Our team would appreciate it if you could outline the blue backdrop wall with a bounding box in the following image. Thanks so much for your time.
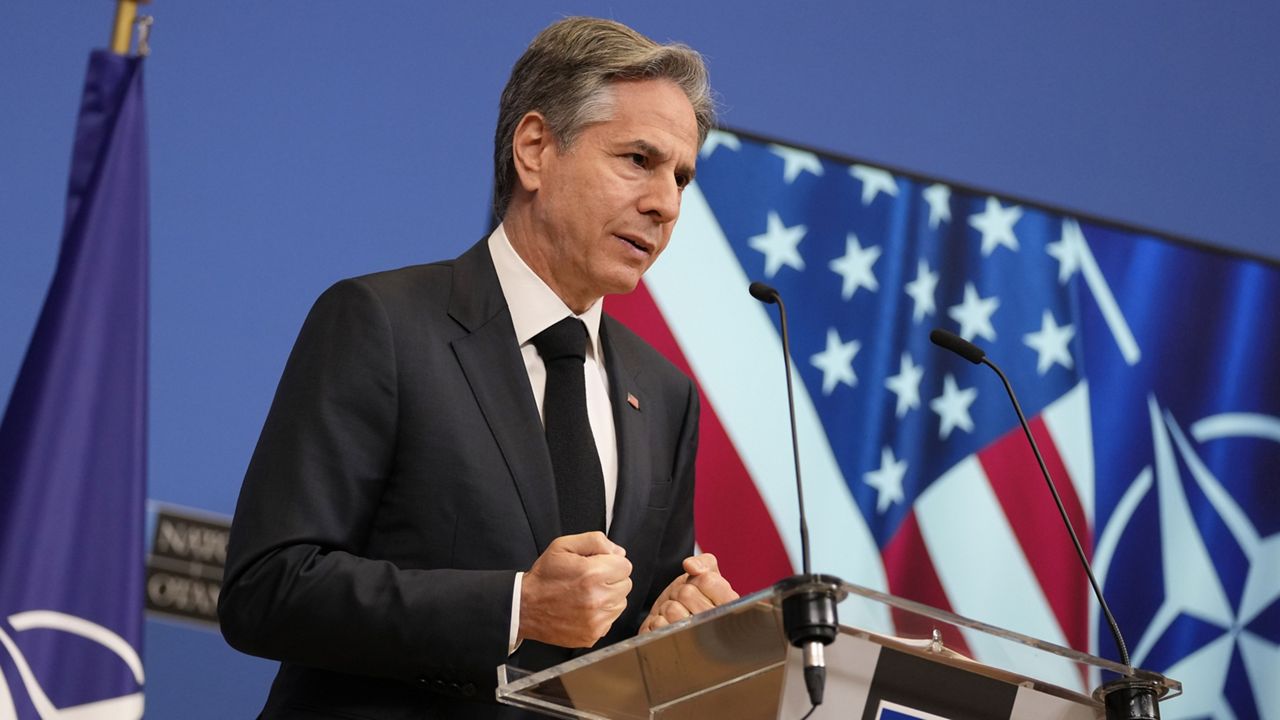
[1,2,1277,716]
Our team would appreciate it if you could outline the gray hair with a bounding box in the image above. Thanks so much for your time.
[492,17,715,219]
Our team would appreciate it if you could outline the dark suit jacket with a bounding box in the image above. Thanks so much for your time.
[218,239,699,719]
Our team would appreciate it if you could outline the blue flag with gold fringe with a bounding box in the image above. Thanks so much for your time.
[0,49,147,718]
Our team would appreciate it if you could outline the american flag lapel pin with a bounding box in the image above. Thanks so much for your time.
[626,392,640,410]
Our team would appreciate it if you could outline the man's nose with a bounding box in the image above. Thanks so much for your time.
[640,175,681,223]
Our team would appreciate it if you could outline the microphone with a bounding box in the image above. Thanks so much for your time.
[927,328,985,364]
[927,329,1131,666]
[748,281,837,711]
[928,329,1166,719]
[749,283,810,573]
[748,281,777,305]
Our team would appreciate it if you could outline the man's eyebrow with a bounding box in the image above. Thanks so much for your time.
[626,139,666,159]
[626,139,696,182]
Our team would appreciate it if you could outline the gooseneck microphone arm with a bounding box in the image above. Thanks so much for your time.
[749,282,837,714]
[928,328,1131,668]
[749,281,811,575]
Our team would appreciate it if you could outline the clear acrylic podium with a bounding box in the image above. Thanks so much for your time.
[496,578,1179,719]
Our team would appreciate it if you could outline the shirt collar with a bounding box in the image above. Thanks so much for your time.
[488,224,604,359]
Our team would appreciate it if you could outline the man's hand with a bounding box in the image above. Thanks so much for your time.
[519,532,633,648]
[639,553,739,633]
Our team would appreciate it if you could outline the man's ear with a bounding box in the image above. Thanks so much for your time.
[512,111,553,194]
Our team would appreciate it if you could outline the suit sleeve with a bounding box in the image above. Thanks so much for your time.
[218,278,512,693]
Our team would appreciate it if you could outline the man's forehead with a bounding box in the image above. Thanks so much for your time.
[598,81,698,151]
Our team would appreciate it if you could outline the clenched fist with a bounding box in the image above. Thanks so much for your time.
[519,532,633,648]
[639,553,739,633]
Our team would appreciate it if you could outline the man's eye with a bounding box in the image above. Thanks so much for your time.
[675,174,690,189]
[629,153,648,167]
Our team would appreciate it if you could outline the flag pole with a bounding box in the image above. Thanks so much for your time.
[110,0,151,55]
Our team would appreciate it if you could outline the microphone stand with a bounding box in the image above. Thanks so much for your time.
[929,329,1166,720]
[740,291,1171,719]
[748,282,841,712]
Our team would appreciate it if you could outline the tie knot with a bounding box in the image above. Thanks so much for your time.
[531,317,588,363]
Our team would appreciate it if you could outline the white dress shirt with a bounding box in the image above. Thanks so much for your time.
[486,224,618,653]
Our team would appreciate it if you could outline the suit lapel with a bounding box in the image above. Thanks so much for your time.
[601,318,651,549]
[448,240,560,552]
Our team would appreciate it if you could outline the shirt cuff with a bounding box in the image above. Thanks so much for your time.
[509,571,523,655]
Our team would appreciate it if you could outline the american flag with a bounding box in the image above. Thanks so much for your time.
[607,130,1280,719]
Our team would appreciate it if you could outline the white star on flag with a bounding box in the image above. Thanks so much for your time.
[947,282,1000,342]
[864,446,908,513]
[849,164,900,206]
[748,211,807,278]
[1046,218,1086,284]
[904,259,939,323]
[930,373,978,440]
[700,129,741,159]
[1024,310,1076,374]
[768,144,824,183]
[829,234,881,300]
[885,352,924,418]
[810,327,860,395]
[969,196,1023,256]
[923,183,952,229]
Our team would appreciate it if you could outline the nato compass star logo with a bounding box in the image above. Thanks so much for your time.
[1096,398,1280,719]
[0,610,144,718]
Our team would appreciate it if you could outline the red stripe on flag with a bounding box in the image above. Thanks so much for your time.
[978,416,1091,654]
[882,510,973,658]
[606,283,794,593]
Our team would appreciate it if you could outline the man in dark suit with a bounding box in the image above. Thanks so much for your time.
[219,16,738,719]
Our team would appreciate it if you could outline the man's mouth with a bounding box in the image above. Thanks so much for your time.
[616,234,652,254]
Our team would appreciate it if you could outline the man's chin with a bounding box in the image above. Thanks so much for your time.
[592,264,650,298]
[604,274,645,298]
